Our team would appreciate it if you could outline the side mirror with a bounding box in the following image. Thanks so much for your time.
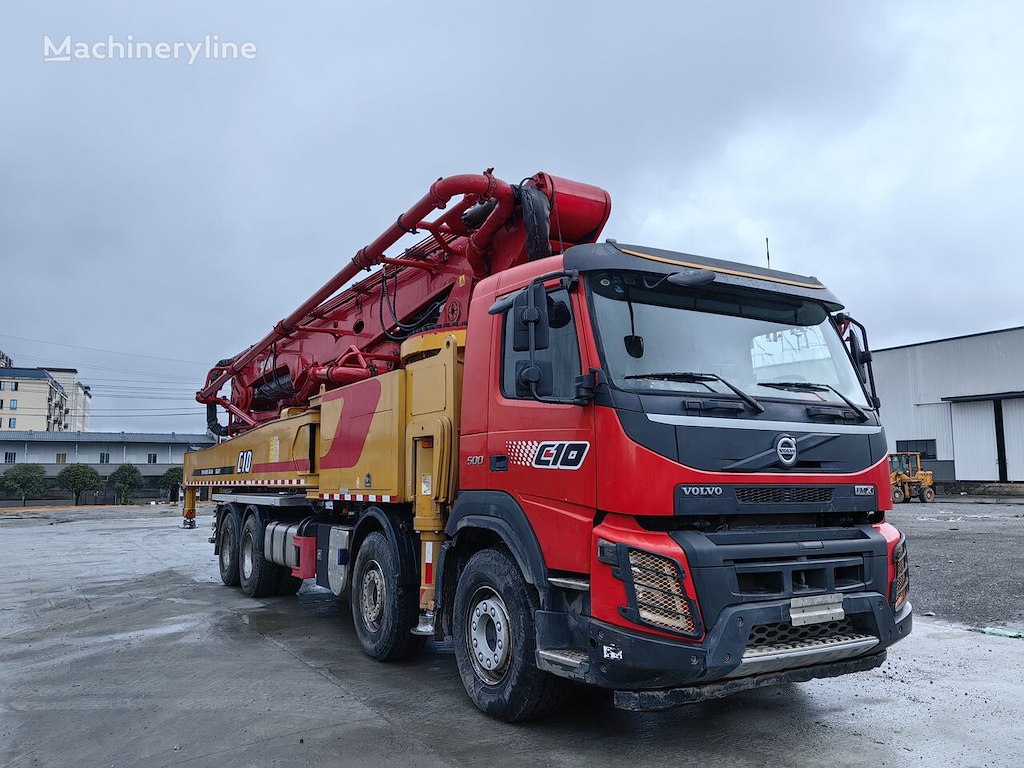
[512,283,550,352]
[515,359,553,398]
[572,370,599,403]
[488,290,520,316]
[548,296,572,329]
[848,332,868,384]
[624,335,644,358]
[642,269,717,289]
[666,269,716,287]
[840,313,882,411]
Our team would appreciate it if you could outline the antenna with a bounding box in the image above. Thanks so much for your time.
[765,237,771,269]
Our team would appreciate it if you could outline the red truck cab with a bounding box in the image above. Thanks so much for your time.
[442,239,910,714]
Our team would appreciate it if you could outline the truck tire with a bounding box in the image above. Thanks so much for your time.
[239,514,280,598]
[218,511,241,587]
[452,547,570,722]
[350,531,425,661]
[892,487,905,504]
[919,486,936,503]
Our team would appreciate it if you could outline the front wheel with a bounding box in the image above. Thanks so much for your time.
[452,548,569,722]
[892,486,905,504]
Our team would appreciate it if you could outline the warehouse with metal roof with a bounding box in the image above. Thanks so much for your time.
[873,326,1024,484]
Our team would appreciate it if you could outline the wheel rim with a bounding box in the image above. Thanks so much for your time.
[360,559,386,633]
[241,532,254,580]
[220,525,234,572]
[467,587,512,685]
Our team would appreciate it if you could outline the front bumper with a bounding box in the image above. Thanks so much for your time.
[614,651,888,711]
[573,593,911,697]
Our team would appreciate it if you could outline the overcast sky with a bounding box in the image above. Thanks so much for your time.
[2,1,1022,433]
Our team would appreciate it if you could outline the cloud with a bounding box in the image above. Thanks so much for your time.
[1,0,1020,430]
[630,2,1024,346]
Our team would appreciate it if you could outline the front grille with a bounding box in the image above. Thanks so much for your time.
[627,549,698,635]
[891,538,910,610]
[745,618,861,654]
[736,487,833,505]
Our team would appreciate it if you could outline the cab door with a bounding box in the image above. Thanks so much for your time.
[485,284,596,574]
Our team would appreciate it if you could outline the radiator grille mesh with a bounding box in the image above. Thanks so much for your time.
[627,549,697,635]
[736,487,834,505]
[892,539,910,610]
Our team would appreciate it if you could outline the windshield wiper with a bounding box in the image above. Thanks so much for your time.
[757,381,869,421]
[624,371,765,414]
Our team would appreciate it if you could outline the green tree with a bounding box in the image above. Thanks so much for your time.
[109,463,144,505]
[158,466,183,501]
[1,463,48,507]
[57,464,102,505]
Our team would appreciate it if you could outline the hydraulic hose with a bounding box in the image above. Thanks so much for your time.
[206,403,229,437]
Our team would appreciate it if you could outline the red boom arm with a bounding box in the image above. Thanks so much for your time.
[196,170,611,435]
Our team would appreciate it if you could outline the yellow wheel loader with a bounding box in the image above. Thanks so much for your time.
[889,452,935,503]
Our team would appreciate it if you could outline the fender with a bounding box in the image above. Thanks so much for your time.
[352,505,420,587]
[444,490,549,589]
[434,491,551,639]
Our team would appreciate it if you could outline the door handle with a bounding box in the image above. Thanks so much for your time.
[489,455,509,472]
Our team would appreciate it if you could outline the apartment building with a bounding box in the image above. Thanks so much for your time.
[0,369,69,432]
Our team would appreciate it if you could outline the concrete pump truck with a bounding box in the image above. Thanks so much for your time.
[184,169,911,721]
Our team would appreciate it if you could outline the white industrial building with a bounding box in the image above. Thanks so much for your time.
[0,430,217,505]
[0,430,215,477]
[873,326,1024,484]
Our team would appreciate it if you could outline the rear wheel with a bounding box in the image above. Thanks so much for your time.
[350,531,425,661]
[919,486,935,503]
[239,514,280,597]
[452,547,570,722]
[218,511,241,587]
[892,486,905,504]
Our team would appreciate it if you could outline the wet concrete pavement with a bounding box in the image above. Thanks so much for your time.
[886,502,1024,629]
[1,504,1021,767]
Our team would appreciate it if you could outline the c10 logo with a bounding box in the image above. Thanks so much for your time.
[236,450,253,474]
[533,441,590,470]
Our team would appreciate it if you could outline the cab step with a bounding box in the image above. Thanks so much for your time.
[547,577,590,591]
[536,648,590,681]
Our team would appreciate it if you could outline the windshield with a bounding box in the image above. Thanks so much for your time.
[587,270,869,408]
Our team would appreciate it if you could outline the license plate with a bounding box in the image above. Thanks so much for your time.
[789,593,845,626]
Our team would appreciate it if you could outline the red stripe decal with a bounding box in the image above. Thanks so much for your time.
[320,378,382,470]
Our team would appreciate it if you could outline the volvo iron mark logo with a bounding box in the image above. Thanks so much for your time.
[775,435,798,467]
